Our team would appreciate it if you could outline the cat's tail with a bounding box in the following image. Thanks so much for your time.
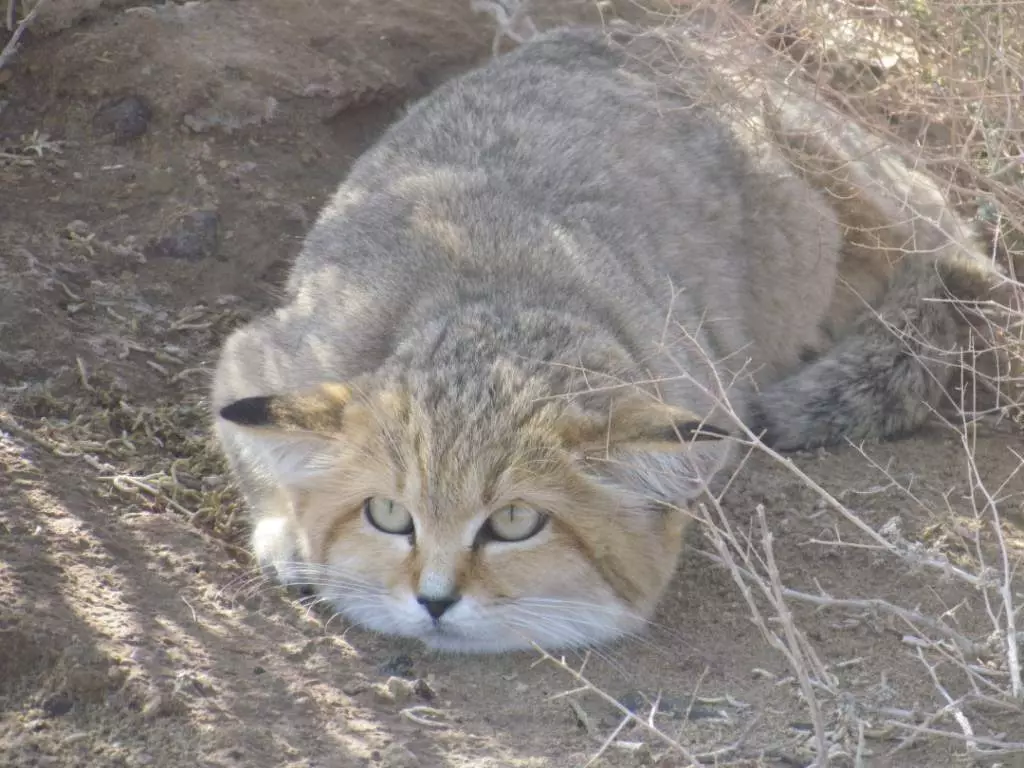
[748,257,994,450]
[749,93,1008,450]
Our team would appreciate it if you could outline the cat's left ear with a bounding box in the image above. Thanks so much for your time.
[219,383,353,434]
[218,383,354,485]
[555,394,731,454]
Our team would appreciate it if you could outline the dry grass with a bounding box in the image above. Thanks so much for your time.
[0,295,252,548]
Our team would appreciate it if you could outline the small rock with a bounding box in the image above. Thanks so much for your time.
[66,220,91,238]
[94,95,152,142]
[174,670,215,697]
[412,678,435,701]
[384,676,416,702]
[341,678,368,696]
[252,666,266,675]
[141,693,168,719]
[372,686,395,705]
[378,743,418,768]
[182,95,278,135]
[42,694,74,718]
[377,654,414,678]
[146,210,219,261]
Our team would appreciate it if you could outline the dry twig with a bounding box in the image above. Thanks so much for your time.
[0,0,47,70]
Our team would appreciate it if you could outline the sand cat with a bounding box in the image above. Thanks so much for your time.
[210,23,1003,652]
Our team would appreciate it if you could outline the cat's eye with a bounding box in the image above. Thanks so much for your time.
[483,504,547,543]
[364,498,414,535]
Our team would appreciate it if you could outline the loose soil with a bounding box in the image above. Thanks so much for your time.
[2,2,1022,767]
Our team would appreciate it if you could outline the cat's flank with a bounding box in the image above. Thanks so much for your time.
[211,24,1002,652]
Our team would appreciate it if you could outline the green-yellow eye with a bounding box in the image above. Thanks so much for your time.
[484,504,547,543]
[364,498,414,535]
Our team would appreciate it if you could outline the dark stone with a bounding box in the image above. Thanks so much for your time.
[618,690,646,713]
[94,95,153,142]
[413,678,435,700]
[146,210,219,261]
[377,654,414,678]
[662,697,722,721]
[42,694,73,718]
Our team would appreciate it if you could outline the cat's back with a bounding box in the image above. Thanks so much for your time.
[216,25,838,410]
[293,27,755,298]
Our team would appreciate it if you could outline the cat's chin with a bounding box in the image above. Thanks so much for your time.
[337,596,646,654]
[382,609,645,655]
[415,628,532,654]
[410,622,639,654]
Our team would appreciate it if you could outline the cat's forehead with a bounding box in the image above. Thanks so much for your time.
[385,409,566,519]
[405,428,536,505]
[393,371,551,449]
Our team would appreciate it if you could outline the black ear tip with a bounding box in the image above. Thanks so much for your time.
[220,396,274,427]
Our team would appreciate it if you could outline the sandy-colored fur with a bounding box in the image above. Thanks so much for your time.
[210,23,1005,652]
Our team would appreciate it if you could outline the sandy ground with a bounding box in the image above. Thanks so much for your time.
[2,2,1023,767]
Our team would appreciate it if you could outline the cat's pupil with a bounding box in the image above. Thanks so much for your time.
[485,504,545,543]
[365,497,414,535]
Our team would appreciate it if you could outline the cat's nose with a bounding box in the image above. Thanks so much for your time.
[416,594,460,620]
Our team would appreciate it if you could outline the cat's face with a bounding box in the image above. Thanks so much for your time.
[220,378,728,653]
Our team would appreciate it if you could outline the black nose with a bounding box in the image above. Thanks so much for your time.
[417,594,460,620]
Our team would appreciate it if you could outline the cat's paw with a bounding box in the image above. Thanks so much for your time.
[250,516,313,596]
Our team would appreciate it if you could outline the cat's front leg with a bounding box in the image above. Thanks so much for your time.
[250,515,308,589]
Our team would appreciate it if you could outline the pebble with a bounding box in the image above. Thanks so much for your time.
[341,677,369,696]
[412,678,435,701]
[94,95,152,142]
[373,676,416,705]
[146,210,219,261]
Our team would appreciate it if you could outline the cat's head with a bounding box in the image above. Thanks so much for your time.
[218,372,730,653]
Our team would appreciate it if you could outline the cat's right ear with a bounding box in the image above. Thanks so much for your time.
[218,383,353,485]
[555,396,732,454]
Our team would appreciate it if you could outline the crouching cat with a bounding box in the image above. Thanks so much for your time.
[210,23,1004,652]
